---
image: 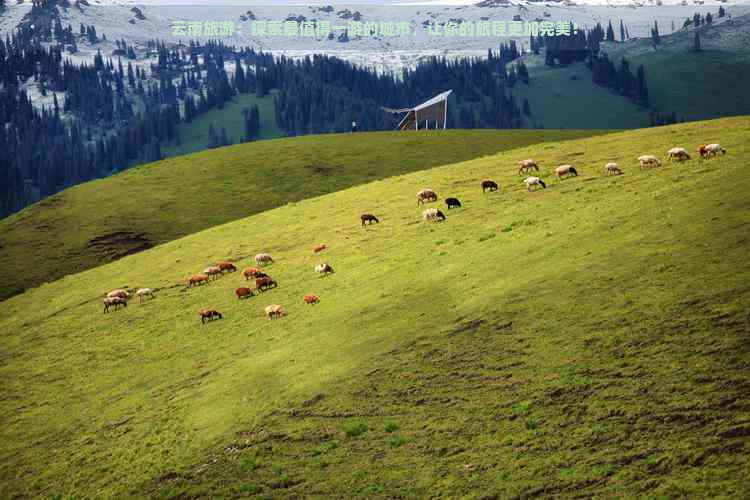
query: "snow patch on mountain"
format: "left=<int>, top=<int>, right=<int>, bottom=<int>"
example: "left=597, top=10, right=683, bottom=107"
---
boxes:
left=3, top=0, right=749, bottom=74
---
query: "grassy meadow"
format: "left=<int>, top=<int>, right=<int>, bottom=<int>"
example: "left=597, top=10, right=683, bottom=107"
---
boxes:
left=162, top=93, right=282, bottom=159
left=516, top=57, right=651, bottom=129
left=0, top=116, right=748, bottom=498
left=0, top=128, right=604, bottom=301
left=601, top=13, right=750, bottom=121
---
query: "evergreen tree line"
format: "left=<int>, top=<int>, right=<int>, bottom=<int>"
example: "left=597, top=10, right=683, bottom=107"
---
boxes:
left=588, top=54, right=650, bottom=106
left=0, top=0, right=538, bottom=216
left=534, top=20, right=650, bottom=107
left=271, top=44, right=529, bottom=135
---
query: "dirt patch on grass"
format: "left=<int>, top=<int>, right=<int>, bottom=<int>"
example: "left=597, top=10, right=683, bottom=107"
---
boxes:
left=85, top=231, right=152, bottom=261
left=306, top=164, right=343, bottom=175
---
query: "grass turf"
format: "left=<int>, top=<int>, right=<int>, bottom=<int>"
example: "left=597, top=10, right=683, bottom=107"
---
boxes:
left=0, top=128, right=603, bottom=301
left=0, top=116, right=748, bottom=498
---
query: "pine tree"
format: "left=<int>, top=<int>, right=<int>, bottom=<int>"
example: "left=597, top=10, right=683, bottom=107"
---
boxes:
left=719, top=6, right=725, bottom=17
left=636, top=65, right=649, bottom=106
left=219, top=126, right=231, bottom=146
left=207, top=123, right=218, bottom=149
left=651, top=21, right=661, bottom=45
left=693, top=30, right=701, bottom=51
left=619, top=20, right=625, bottom=42
left=522, top=98, right=531, bottom=116
left=517, top=61, right=529, bottom=84
left=606, top=21, right=615, bottom=42
left=706, top=12, right=713, bottom=25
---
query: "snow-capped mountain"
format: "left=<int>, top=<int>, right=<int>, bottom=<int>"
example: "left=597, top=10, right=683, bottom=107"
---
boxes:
left=2, top=0, right=747, bottom=73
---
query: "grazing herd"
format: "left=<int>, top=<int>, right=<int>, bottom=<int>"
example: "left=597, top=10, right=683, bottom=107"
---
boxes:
left=104, top=247, right=321, bottom=323
left=103, top=141, right=726, bottom=323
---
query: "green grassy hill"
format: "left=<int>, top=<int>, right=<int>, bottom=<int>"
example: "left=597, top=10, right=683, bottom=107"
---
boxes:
left=516, top=57, right=651, bottom=129
left=1, top=116, right=748, bottom=498
left=516, top=13, right=750, bottom=128
left=601, top=13, right=750, bottom=121
left=0, top=129, right=602, bottom=301
left=162, top=93, right=283, bottom=159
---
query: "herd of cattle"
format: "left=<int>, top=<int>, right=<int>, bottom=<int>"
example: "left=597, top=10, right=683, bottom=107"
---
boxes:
left=102, top=142, right=726, bottom=323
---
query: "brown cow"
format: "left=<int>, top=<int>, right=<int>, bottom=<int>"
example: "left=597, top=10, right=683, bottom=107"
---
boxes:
left=235, top=287, right=254, bottom=299
left=304, top=294, right=320, bottom=305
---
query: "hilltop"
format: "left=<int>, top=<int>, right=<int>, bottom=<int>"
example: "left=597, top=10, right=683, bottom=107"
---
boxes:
left=0, top=116, right=748, bottom=498
left=0, top=129, right=602, bottom=301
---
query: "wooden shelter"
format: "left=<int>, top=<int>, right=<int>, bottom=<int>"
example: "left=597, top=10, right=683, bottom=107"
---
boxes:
left=382, top=90, right=453, bottom=130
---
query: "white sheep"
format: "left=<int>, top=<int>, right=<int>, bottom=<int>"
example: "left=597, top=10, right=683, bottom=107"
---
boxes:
left=103, top=296, right=128, bottom=313
left=523, top=176, right=546, bottom=192
left=706, top=143, right=726, bottom=157
left=638, top=155, right=662, bottom=169
left=265, top=304, right=286, bottom=320
left=255, top=253, right=274, bottom=266
left=554, top=164, right=578, bottom=180
left=422, top=208, right=446, bottom=222
left=203, top=266, right=222, bottom=279
left=604, top=162, right=622, bottom=176
left=518, top=159, right=539, bottom=175
left=135, top=288, right=154, bottom=303
left=667, top=147, right=690, bottom=162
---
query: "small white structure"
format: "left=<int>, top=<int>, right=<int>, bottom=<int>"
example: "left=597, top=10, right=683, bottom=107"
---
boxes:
left=383, top=90, right=453, bottom=130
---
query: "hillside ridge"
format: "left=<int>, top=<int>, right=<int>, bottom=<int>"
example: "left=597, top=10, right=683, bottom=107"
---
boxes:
left=0, top=128, right=603, bottom=301
left=1, top=116, right=748, bottom=498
